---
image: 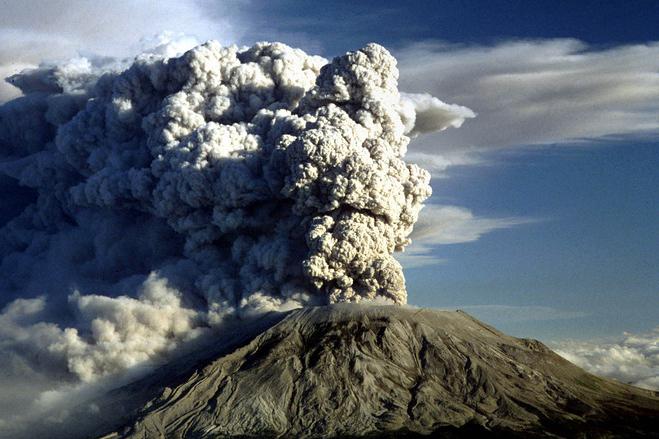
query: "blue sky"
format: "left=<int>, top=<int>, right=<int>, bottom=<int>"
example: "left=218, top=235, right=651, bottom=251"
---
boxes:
left=216, top=0, right=659, bottom=54
left=409, top=142, right=658, bottom=339
left=0, top=0, right=657, bottom=341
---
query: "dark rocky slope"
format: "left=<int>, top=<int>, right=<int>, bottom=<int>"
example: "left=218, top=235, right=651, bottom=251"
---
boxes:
left=80, top=305, right=659, bottom=437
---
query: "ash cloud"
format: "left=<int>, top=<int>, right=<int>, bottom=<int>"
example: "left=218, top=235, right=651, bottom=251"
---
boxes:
left=0, top=38, right=471, bottom=425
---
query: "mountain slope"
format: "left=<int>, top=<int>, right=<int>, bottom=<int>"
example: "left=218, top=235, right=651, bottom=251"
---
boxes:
left=91, top=304, right=659, bottom=438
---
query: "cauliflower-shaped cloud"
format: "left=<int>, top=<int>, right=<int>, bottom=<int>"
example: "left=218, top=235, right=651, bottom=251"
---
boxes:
left=0, top=41, right=471, bottom=383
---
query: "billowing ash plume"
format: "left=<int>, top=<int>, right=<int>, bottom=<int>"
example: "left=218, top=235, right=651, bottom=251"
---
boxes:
left=0, top=41, right=472, bottom=389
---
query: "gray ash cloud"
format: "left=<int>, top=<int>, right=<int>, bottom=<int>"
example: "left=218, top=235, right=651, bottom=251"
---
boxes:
left=0, top=41, right=471, bottom=393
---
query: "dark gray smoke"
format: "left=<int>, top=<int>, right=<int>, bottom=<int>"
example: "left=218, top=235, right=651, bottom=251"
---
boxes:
left=0, top=41, right=472, bottom=396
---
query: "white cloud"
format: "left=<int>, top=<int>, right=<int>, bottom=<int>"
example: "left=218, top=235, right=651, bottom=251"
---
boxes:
left=396, top=39, right=659, bottom=155
left=397, top=204, right=534, bottom=268
left=0, top=0, right=239, bottom=101
left=553, top=327, right=659, bottom=390
left=405, top=150, right=485, bottom=177
left=399, top=92, right=475, bottom=137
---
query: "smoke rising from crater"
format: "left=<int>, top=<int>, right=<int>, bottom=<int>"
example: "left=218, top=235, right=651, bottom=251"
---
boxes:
left=0, top=41, right=472, bottom=392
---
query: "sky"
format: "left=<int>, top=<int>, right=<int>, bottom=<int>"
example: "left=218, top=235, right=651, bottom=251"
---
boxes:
left=0, top=0, right=657, bottom=419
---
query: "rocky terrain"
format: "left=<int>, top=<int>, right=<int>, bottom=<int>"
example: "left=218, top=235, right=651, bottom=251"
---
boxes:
left=43, top=305, right=659, bottom=438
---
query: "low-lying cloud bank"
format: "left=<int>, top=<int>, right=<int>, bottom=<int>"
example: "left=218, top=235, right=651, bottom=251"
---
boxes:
left=0, top=39, right=472, bottom=430
left=554, top=327, right=659, bottom=391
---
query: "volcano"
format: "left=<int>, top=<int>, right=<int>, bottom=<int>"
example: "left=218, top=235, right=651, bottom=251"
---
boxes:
left=45, top=305, right=659, bottom=438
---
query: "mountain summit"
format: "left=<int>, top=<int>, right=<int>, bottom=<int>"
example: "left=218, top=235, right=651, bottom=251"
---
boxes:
left=71, top=305, right=659, bottom=437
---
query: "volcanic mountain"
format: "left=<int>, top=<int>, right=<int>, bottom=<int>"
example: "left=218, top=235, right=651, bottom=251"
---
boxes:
left=46, top=305, right=659, bottom=438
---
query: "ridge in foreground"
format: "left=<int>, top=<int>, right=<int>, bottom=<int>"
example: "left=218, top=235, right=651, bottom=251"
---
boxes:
left=56, top=305, right=659, bottom=437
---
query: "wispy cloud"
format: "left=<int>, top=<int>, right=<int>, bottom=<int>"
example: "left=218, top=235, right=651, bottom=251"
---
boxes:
left=397, top=204, right=536, bottom=268
left=553, top=327, right=659, bottom=390
left=405, top=150, right=485, bottom=177
left=397, top=39, right=659, bottom=156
